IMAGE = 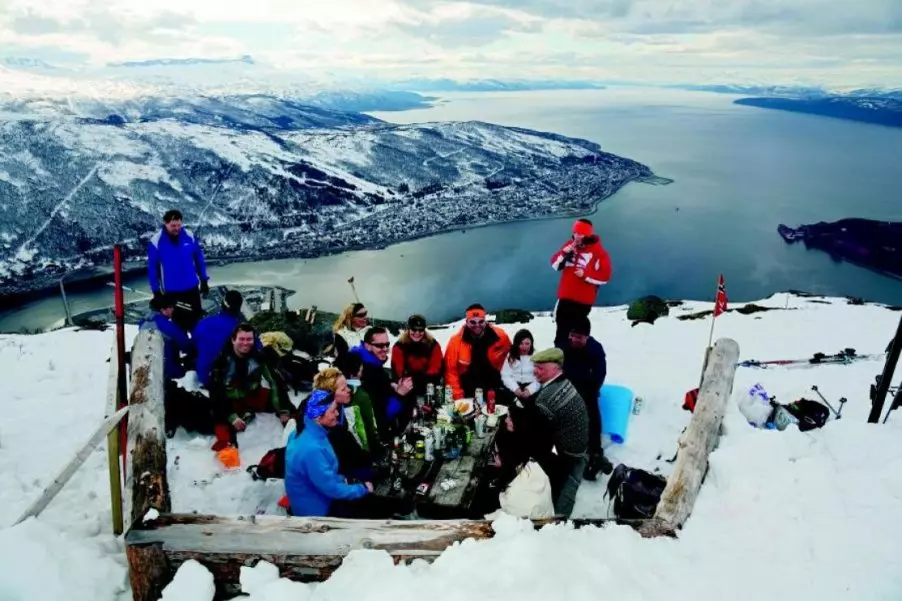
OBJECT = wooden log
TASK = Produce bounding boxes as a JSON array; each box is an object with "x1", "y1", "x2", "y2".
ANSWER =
[
  {"x1": 125, "y1": 513, "x2": 661, "y2": 595},
  {"x1": 651, "y1": 337, "x2": 740, "y2": 532},
  {"x1": 125, "y1": 542, "x2": 169, "y2": 601},
  {"x1": 124, "y1": 329, "x2": 171, "y2": 528}
]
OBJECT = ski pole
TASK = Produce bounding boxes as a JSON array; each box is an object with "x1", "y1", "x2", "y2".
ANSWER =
[
  {"x1": 837, "y1": 397, "x2": 847, "y2": 418},
  {"x1": 811, "y1": 385, "x2": 840, "y2": 419},
  {"x1": 105, "y1": 282, "x2": 154, "y2": 299}
]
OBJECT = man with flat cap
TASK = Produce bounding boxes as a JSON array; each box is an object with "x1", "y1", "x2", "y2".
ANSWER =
[{"x1": 511, "y1": 346, "x2": 589, "y2": 519}]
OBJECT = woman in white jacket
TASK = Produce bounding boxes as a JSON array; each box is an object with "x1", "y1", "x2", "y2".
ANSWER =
[{"x1": 501, "y1": 329, "x2": 540, "y2": 403}]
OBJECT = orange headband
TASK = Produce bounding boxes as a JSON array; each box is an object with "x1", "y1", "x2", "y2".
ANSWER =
[{"x1": 466, "y1": 308, "x2": 486, "y2": 319}]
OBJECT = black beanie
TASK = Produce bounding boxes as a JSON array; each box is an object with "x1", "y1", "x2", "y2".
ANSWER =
[
  {"x1": 571, "y1": 315, "x2": 591, "y2": 335},
  {"x1": 222, "y1": 290, "x2": 244, "y2": 314}
]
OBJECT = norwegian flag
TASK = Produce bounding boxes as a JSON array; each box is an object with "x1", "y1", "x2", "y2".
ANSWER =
[{"x1": 714, "y1": 274, "x2": 728, "y2": 317}]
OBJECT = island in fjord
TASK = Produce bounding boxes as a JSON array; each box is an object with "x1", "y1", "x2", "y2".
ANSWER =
[{"x1": 778, "y1": 218, "x2": 902, "y2": 279}]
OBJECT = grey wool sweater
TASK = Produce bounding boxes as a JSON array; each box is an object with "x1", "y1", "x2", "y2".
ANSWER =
[{"x1": 534, "y1": 375, "x2": 589, "y2": 457}]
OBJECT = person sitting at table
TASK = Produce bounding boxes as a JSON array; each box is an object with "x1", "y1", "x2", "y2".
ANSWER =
[
  {"x1": 285, "y1": 389, "x2": 373, "y2": 517},
  {"x1": 391, "y1": 313, "x2": 443, "y2": 397},
  {"x1": 331, "y1": 302, "x2": 371, "y2": 357},
  {"x1": 506, "y1": 347, "x2": 589, "y2": 519},
  {"x1": 208, "y1": 323, "x2": 293, "y2": 451},
  {"x1": 500, "y1": 328, "x2": 540, "y2": 405},
  {"x1": 334, "y1": 352, "x2": 381, "y2": 456},
  {"x1": 444, "y1": 303, "x2": 512, "y2": 400},
  {"x1": 351, "y1": 327, "x2": 413, "y2": 439},
  {"x1": 295, "y1": 367, "x2": 374, "y2": 481}
]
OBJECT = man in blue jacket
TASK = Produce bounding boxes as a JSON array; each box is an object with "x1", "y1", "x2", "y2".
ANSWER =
[
  {"x1": 192, "y1": 290, "x2": 248, "y2": 387},
  {"x1": 285, "y1": 389, "x2": 373, "y2": 517},
  {"x1": 139, "y1": 293, "x2": 194, "y2": 436},
  {"x1": 557, "y1": 315, "x2": 613, "y2": 480},
  {"x1": 147, "y1": 209, "x2": 210, "y2": 331}
]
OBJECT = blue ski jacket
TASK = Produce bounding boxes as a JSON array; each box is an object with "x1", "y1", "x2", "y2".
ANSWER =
[{"x1": 147, "y1": 228, "x2": 208, "y2": 294}]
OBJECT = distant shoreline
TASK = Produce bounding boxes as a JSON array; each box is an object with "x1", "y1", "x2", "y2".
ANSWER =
[{"x1": 0, "y1": 175, "x2": 672, "y2": 313}]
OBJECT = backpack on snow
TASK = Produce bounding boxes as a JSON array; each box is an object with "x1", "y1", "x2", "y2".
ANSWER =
[
  {"x1": 247, "y1": 446, "x2": 286, "y2": 481},
  {"x1": 782, "y1": 399, "x2": 830, "y2": 432},
  {"x1": 605, "y1": 464, "x2": 668, "y2": 520}
]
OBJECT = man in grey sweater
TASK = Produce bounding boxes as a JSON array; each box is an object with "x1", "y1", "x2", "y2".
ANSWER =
[{"x1": 526, "y1": 347, "x2": 590, "y2": 518}]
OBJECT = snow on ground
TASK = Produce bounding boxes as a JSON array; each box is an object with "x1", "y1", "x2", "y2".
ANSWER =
[{"x1": 1, "y1": 294, "x2": 902, "y2": 601}]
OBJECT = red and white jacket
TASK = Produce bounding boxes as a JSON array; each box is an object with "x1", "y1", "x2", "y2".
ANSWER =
[{"x1": 550, "y1": 235, "x2": 612, "y2": 306}]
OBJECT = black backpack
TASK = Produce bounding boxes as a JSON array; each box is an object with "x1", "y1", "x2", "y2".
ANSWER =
[
  {"x1": 783, "y1": 399, "x2": 830, "y2": 432},
  {"x1": 247, "y1": 447, "x2": 286, "y2": 481},
  {"x1": 605, "y1": 464, "x2": 668, "y2": 520}
]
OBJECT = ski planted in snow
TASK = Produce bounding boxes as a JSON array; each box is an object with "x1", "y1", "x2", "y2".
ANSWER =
[{"x1": 738, "y1": 348, "x2": 884, "y2": 369}]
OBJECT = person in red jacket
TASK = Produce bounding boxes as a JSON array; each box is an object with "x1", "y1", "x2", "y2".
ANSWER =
[
  {"x1": 390, "y1": 314, "x2": 444, "y2": 397},
  {"x1": 550, "y1": 218, "x2": 612, "y2": 346},
  {"x1": 444, "y1": 304, "x2": 512, "y2": 400}
]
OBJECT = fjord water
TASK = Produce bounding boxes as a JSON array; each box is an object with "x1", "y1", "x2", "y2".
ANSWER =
[{"x1": 3, "y1": 88, "x2": 901, "y2": 332}]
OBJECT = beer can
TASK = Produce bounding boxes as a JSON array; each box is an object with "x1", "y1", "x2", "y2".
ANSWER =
[
  {"x1": 474, "y1": 388, "x2": 484, "y2": 409},
  {"x1": 474, "y1": 414, "x2": 486, "y2": 438},
  {"x1": 415, "y1": 440, "x2": 425, "y2": 460},
  {"x1": 486, "y1": 389, "x2": 496, "y2": 415}
]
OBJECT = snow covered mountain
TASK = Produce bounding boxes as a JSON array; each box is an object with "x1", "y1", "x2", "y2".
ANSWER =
[
  {"x1": 734, "y1": 95, "x2": 902, "y2": 128},
  {"x1": 0, "y1": 94, "x2": 652, "y2": 295}
]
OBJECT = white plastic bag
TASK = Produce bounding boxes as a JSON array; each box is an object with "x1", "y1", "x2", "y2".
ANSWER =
[{"x1": 738, "y1": 383, "x2": 774, "y2": 427}]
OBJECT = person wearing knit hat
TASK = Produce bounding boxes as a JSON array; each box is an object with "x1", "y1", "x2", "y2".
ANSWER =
[
  {"x1": 285, "y1": 389, "x2": 374, "y2": 517},
  {"x1": 550, "y1": 218, "x2": 612, "y2": 347},
  {"x1": 391, "y1": 314, "x2": 444, "y2": 399},
  {"x1": 560, "y1": 314, "x2": 613, "y2": 481}
]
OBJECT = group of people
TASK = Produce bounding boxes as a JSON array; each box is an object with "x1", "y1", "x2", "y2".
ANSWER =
[{"x1": 143, "y1": 208, "x2": 615, "y2": 520}]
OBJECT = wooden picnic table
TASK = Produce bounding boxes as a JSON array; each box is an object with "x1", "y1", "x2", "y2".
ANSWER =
[{"x1": 371, "y1": 418, "x2": 500, "y2": 519}]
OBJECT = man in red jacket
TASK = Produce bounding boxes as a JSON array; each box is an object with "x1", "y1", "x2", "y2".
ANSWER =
[{"x1": 550, "y1": 218, "x2": 612, "y2": 346}]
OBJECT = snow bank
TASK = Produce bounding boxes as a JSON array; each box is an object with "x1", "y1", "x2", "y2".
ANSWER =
[{"x1": 2, "y1": 294, "x2": 902, "y2": 601}]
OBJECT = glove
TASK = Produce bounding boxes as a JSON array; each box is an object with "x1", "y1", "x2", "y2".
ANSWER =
[
  {"x1": 386, "y1": 396, "x2": 403, "y2": 420},
  {"x1": 199, "y1": 279, "x2": 210, "y2": 297}
]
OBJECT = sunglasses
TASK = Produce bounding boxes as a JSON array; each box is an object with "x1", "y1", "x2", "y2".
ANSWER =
[
  {"x1": 354, "y1": 312, "x2": 368, "y2": 319},
  {"x1": 467, "y1": 319, "x2": 486, "y2": 326},
  {"x1": 369, "y1": 342, "x2": 390, "y2": 349},
  {"x1": 409, "y1": 327, "x2": 425, "y2": 333}
]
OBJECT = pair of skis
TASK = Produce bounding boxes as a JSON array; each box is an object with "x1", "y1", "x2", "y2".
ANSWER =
[{"x1": 738, "y1": 348, "x2": 883, "y2": 369}]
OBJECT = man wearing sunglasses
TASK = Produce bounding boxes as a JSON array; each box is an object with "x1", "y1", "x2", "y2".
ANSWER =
[
  {"x1": 550, "y1": 218, "x2": 612, "y2": 347},
  {"x1": 444, "y1": 304, "x2": 512, "y2": 400}
]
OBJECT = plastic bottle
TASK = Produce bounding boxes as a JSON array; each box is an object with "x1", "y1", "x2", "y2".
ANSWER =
[{"x1": 633, "y1": 396, "x2": 643, "y2": 415}]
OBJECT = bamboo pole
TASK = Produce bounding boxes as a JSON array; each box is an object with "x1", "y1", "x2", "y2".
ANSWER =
[{"x1": 14, "y1": 406, "x2": 130, "y2": 526}]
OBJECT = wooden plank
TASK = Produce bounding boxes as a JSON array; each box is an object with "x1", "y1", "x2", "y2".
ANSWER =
[
  {"x1": 124, "y1": 512, "x2": 668, "y2": 595},
  {"x1": 651, "y1": 337, "x2": 740, "y2": 532},
  {"x1": 124, "y1": 329, "x2": 171, "y2": 528}
]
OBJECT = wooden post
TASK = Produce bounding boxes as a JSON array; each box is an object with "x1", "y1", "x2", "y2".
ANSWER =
[
  {"x1": 125, "y1": 513, "x2": 663, "y2": 596},
  {"x1": 106, "y1": 338, "x2": 125, "y2": 535},
  {"x1": 652, "y1": 337, "x2": 740, "y2": 533},
  {"x1": 124, "y1": 329, "x2": 171, "y2": 528}
]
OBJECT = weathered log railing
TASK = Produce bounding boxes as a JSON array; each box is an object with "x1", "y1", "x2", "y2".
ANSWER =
[
  {"x1": 122, "y1": 331, "x2": 739, "y2": 600},
  {"x1": 123, "y1": 329, "x2": 171, "y2": 529},
  {"x1": 642, "y1": 337, "x2": 740, "y2": 537}
]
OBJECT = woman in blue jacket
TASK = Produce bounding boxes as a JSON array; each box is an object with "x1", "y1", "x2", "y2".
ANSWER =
[{"x1": 285, "y1": 389, "x2": 373, "y2": 517}]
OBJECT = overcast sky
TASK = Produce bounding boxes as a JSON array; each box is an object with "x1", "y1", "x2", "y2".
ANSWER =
[{"x1": 1, "y1": 0, "x2": 900, "y2": 86}]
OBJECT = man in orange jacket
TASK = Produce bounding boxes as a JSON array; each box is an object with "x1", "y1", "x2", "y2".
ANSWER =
[
  {"x1": 444, "y1": 304, "x2": 512, "y2": 400},
  {"x1": 550, "y1": 218, "x2": 612, "y2": 347}
]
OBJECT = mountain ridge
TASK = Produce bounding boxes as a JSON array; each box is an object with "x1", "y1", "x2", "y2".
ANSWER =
[{"x1": 0, "y1": 95, "x2": 657, "y2": 298}]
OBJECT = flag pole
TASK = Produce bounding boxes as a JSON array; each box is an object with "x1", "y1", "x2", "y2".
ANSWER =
[{"x1": 698, "y1": 275, "x2": 722, "y2": 388}]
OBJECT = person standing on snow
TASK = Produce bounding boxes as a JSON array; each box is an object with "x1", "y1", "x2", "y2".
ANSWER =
[
  {"x1": 550, "y1": 218, "x2": 611, "y2": 347},
  {"x1": 558, "y1": 316, "x2": 613, "y2": 481},
  {"x1": 147, "y1": 209, "x2": 210, "y2": 332}
]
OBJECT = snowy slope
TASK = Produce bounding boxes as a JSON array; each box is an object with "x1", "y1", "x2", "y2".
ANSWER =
[{"x1": 1, "y1": 293, "x2": 901, "y2": 600}]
